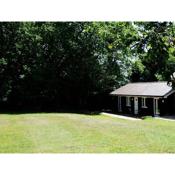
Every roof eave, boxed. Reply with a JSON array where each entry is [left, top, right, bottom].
[[110, 94, 165, 98], [163, 89, 175, 98]]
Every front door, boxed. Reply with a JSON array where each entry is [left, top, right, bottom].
[[134, 97, 138, 115]]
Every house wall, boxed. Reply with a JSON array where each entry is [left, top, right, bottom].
[[111, 96, 118, 112], [115, 96, 156, 116], [121, 97, 127, 113], [113, 93, 175, 117], [116, 97, 133, 114], [116, 96, 133, 114], [159, 98, 167, 115], [159, 93, 175, 115], [139, 98, 154, 116]]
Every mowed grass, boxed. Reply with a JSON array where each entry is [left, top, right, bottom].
[[0, 113, 175, 153]]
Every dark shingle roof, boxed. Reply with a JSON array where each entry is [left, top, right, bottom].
[[110, 82, 173, 97]]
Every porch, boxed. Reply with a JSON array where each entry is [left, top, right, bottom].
[[116, 96, 160, 117], [110, 82, 175, 117]]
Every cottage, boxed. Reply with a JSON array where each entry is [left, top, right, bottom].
[[110, 82, 175, 117]]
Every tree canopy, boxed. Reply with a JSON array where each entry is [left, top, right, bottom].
[[0, 22, 175, 111]]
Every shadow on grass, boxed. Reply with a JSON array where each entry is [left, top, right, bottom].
[[158, 115, 175, 120], [0, 109, 101, 116]]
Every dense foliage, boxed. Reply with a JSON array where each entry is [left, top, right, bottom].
[[0, 22, 175, 111]]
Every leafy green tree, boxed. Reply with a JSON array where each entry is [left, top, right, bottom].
[[89, 22, 138, 91], [2, 22, 174, 111], [131, 22, 175, 81]]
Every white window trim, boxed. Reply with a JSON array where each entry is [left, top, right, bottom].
[[126, 96, 131, 107], [141, 97, 147, 108]]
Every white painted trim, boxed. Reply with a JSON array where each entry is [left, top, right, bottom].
[[112, 94, 165, 98], [153, 98, 160, 116], [134, 97, 138, 115], [126, 96, 131, 107], [141, 97, 147, 108], [164, 90, 175, 98]]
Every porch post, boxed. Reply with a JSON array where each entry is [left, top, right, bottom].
[[134, 97, 138, 115], [153, 98, 160, 117]]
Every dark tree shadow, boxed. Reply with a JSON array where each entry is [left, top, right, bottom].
[[0, 109, 101, 116]]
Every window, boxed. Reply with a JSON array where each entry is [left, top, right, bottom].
[[141, 97, 147, 108], [126, 97, 131, 106]]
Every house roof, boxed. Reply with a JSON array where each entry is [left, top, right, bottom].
[[110, 82, 174, 97]]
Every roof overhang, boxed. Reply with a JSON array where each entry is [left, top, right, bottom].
[[110, 94, 164, 98], [110, 82, 174, 98], [110, 90, 175, 98], [163, 89, 175, 98]]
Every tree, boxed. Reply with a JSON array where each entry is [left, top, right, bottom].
[[89, 22, 138, 91], [130, 22, 175, 81], [2, 22, 174, 111]]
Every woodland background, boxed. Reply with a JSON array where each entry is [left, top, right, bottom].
[[0, 22, 174, 111]]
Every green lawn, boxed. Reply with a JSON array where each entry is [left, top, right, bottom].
[[0, 113, 175, 153]]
